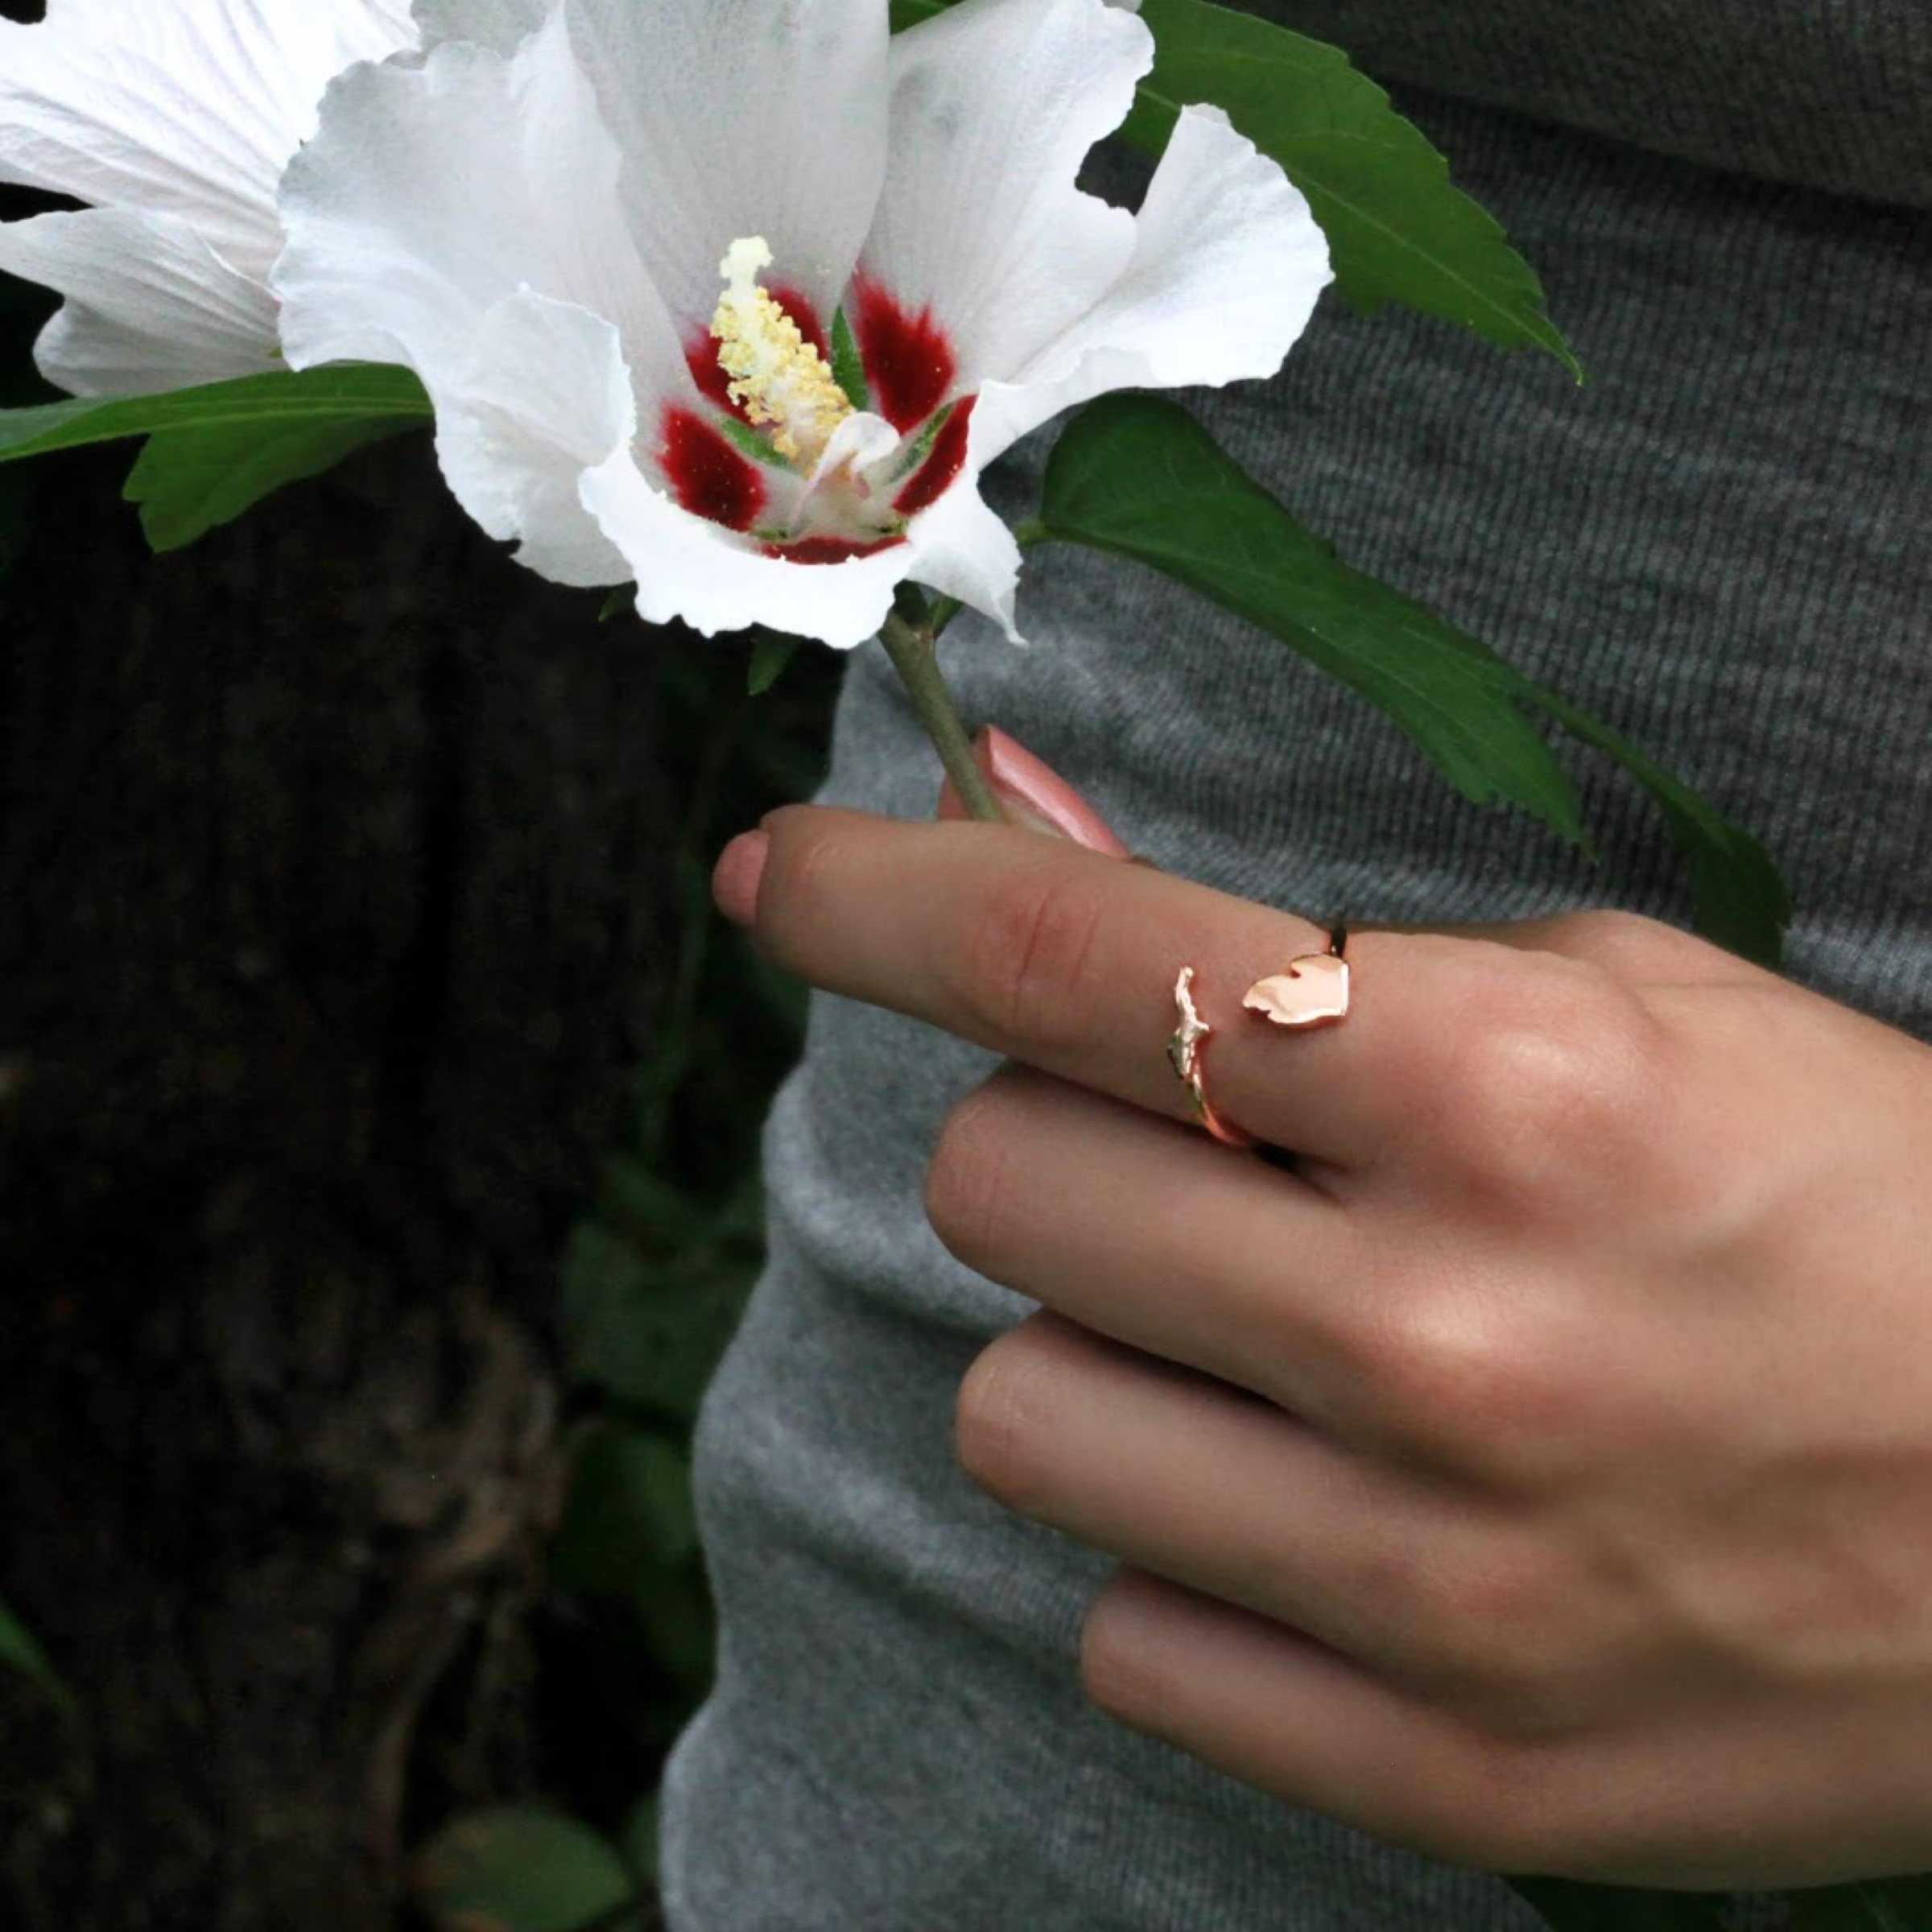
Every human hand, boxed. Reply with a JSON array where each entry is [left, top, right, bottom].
[[712, 740, 1932, 1889]]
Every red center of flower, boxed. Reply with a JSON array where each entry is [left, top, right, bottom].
[[850, 274, 956, 436], [659, 407, 766, 533], [770, 535, 910, 566], [894, 395, 977, 518], [664, 262, 972, 557]]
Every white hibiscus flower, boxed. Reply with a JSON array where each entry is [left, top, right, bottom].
[[274, 0, 1331, 647], [0, 0, 419, 397]]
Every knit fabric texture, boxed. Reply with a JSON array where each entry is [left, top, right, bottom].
[[659, 6, 1932, 1925]]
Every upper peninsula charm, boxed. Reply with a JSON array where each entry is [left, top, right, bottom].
[[1241, 923, 1351, 1030]]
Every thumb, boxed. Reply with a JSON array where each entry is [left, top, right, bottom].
[[936, 726, 1130, 858]]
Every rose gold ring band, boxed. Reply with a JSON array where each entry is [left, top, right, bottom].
[[1167, 925, 1350, 1150]]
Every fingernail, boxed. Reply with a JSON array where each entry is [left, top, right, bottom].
[[938, 727, 1129, 857], [713, 829, 770, 927]]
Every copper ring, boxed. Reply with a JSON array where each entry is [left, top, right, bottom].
[[1166, 967, 1257, 1150], [1168, 924, 1352, 1149]]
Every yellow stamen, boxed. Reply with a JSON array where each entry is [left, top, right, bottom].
[[710, 237, 852, 468]]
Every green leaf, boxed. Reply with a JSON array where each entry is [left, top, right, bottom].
[[1789, 1876, 1932, 1932], [748, 627, 803, 696], [599, 586, 638, 623], [887, 0, 947, 31], [1042, 394, 1583, 839], [0, 363, 431, 467], [126, 409, 417, 551], [1125, 0, 1579, 376], [626, 1567, 719, 1700], [560, 1219, 752, 1422], [890, 0, 1579, 378], [620, 1794, 662, 1889], [1530, 689, 1793, 968], [598, 1154, 716, 1252], [1038, 395, 1790, 964], [0, 1596, 70, 1707], [551, 1421, 700, 1596], [412, 1809, 638, 1932], [1508, 1877, 1731, 1930]]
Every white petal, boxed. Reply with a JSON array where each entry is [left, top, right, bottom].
[[803, 410, 901, 495], [411, 0, 547, 53], [0, 0, 416, 282], [436, 290, 635, 586], [581, 449, 911, 650], [972, 105, 1333, 461], [277, 17, 685, 586], [276, 14, 665, 390], [0, 208, 279, 396], [560, 0, 889, 336], [863, 0, 1148, 397], [902, 479, 1026, 645]]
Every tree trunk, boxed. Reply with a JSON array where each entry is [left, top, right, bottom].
[[0, 436, 676, 1930]]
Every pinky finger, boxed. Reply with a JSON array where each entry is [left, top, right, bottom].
[[1080, 1569, 1571, 1876]]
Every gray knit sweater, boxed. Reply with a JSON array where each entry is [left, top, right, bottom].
[[660, 6, 1932, 1926]]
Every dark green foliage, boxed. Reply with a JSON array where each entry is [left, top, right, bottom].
[[1788, 1877, 1932, 1931], [1122, 0, 1580, 375], [0, 363, 430, 465], [0, 1599, 68, 1709], [411, 1807, 643, 1932], [1038, 394, 1790, 964], [1516, 1876, 1932, 1932], [516, 631, 839, 1894], [0, 364, 431, 550], [747, 627, 803, 696], [1509, 1878, 1730, 1930], [126, 407, 419, 551]]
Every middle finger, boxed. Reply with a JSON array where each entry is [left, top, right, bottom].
[[928, 1064, 1381, 1434]]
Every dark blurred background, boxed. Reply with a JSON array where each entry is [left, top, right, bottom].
[[0, 10, 836, 1918]]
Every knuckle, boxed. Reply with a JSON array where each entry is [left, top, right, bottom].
[[1538, 906, 1678, 974], [1431, 954, 1663, 1199], [1380, 1778, 1497, 1868], [954, 862, 1109, 1056], [1407, 1737, 1574, 1871], [955, 1331, 1055, 1513], [925, 1076, 1026, 1271], [1373, 1292, 1575, 1480], [1426, 1546, 1577, 1722]]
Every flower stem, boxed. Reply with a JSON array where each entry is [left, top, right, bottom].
[[877, 606, 1005, 824]]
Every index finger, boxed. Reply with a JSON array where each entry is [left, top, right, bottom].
[[731, 806, 1472, 1169]]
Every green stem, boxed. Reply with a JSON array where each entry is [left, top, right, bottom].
[[877, 607, 1005, 823]]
